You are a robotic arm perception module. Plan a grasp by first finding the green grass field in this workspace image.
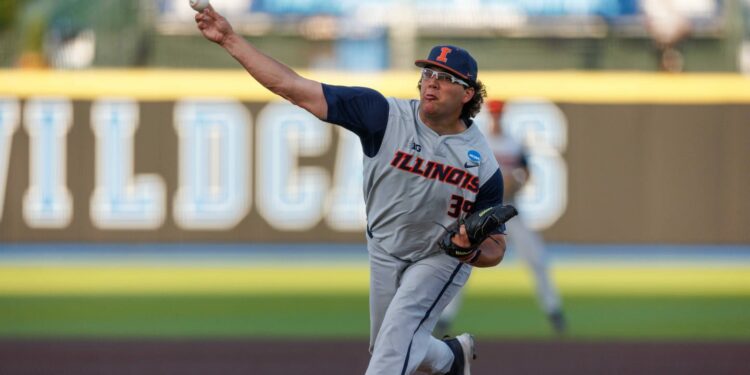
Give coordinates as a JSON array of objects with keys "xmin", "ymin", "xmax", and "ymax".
[
  {"xmin": 1, "ymin": 261, "xmax": 748, "ymax": 340},
  {"xmin": 1, "ymin": 293, "xmax": 748, "ymax": 340}
]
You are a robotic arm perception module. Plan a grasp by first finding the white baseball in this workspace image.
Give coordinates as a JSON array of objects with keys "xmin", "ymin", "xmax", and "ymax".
[{"xmin": 190, "ymin": 0, "xmax": 210, "ymax": 11}]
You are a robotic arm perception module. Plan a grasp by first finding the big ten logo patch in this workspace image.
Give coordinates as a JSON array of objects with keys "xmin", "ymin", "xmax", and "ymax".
[
  {"xmin": 409, "ymin": 140, "xmax": 422, "ymax": 152},
  {"xmin": 475, "ymin": 98, "xmax": 568, "ymax": 230}
]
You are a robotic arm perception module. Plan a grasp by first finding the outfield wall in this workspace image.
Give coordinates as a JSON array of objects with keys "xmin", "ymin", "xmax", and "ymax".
[{"xmin": 1, "ymin": 71, "xmax": 749, "ymax": 243}]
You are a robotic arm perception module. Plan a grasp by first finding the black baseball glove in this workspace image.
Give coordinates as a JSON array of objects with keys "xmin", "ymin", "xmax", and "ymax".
[{"xmin": 438, "ymin": 204, "xmax": 518, "ymax": 261}]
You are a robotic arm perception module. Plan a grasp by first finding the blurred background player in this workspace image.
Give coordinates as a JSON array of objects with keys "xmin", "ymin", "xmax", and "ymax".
[{"xmin": 436, "ymin": 99, "xmax": 566, "ymax": 337}]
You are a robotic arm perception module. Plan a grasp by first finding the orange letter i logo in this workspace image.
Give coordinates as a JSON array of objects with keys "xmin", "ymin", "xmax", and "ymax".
[{"xmin": 436, "ymin": 47, "xmax": 452, "ymax": 63}]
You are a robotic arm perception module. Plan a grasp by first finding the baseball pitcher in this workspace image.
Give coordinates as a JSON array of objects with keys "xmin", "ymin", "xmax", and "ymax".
[{"xmin": 194, "ymin": 6, "xmax": 517, "ymax": 374}]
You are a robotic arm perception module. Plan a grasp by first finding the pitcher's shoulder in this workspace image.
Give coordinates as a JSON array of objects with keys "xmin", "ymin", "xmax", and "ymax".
[{"xmin": 384, "ymin": 98, "xmax": 418, "ymax": 117}]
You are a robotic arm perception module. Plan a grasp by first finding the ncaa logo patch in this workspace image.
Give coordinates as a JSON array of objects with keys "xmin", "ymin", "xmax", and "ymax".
[{"xmin": 468, "ymin": 150, "xmax": 481, "ymax": 163}]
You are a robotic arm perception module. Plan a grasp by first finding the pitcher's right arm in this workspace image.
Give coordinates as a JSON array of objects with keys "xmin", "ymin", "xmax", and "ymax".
[{"xmin": 194, "ymin": 6, "xmax": 327, "ymax": 119}]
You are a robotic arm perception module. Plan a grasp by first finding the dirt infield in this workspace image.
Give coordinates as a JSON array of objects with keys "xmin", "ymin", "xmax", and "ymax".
[{"xmin": 1, "ymin": 339, "xmax": 748, "ymax": 374}]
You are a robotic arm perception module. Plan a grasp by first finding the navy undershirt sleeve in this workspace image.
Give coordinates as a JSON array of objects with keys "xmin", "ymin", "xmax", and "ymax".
[
  {"xmin": 472, "ymin": 169, "xmax": 507, "ymax": 234},
  {"xmin": 322, "ymin": 84, "xmax": 389, "ymax": 157}
]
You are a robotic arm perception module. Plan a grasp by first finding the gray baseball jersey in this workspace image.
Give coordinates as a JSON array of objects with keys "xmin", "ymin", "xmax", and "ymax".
[
  {"xmin": 363, "ymin": 97, "xmax": 502, "ymax": 261},
  {"xmin": 323, "ymin": 84, "xmax": 504, "ymax": 374}
]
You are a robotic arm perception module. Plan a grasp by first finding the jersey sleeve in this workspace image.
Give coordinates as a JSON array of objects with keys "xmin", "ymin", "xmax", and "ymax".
[
  {"xmin": 322, "ymin": 84, "xmax": 389, "ymax": 157},
  {"xmin": 473, "ymin": 168, "xmax": 507, "ymax": 234}
]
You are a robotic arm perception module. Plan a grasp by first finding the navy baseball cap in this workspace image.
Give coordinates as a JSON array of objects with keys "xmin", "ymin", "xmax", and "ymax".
[{"xmin": 415, "ymin": 45, "xmax": 478, "ymax": 86}]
